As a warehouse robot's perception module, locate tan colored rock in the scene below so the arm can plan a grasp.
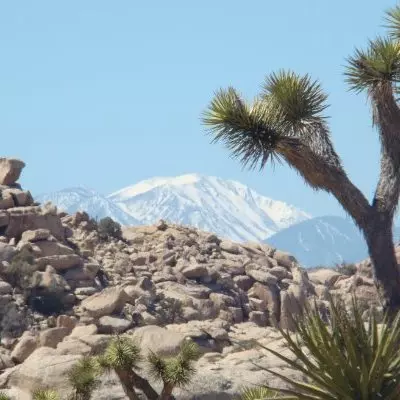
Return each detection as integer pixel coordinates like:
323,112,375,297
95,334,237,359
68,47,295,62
308,268,341,288
132,325,187,357
0,158,25,185
0,191,14,210
39,327,70,348
6,206,66,240
31,265,69,293
249,282,280,326
2,189,33,207
182,264,209,279
36,254,83,271
11,335,37,363
8,347,81,395
57,339,92,356
68,324,98,338
21,229,51,242
273,250,297,269
0,211,9,227
81,287,129,318
56,315,77,332
98,316,131,334
34,240,74,257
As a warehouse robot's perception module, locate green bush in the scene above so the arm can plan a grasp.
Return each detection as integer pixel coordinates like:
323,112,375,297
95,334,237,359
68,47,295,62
335,262,357,276
97,217,122,240
244,296,400,399
1,247,37,289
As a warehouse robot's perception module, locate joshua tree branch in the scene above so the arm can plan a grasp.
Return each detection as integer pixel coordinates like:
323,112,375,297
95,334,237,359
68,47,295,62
277,136,372,230
370,84,400,218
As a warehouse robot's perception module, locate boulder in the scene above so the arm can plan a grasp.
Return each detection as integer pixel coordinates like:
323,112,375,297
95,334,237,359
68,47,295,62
34,241,74,257
36,254,83,271
0,242,16,263
182,264,209,279
11,336,37,363
6,207,66,241
81,287,130,318
8,347,81,395
98,316,131,334
68,324,98,338
31,266,69,293
308,268,341,288
39,327,70,348
273,250,297,269
21,229,51,243
132,325,187,357
0,158,25,186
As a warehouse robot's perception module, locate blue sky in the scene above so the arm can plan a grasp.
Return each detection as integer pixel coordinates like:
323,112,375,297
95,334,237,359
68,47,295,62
0,1,395,218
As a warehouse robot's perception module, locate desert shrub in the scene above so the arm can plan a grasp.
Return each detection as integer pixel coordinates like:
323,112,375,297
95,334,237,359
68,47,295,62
153,294,184,325
335,262,357,276
0,392,10,400
67,357,100,400
1,247,37,289
244,296,400,399
97,217,122,240
32,389,60,400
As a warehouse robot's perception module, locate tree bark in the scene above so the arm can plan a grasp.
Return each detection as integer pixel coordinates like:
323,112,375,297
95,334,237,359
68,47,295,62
115,368,141,400
364,214,400,318
159,383,174,400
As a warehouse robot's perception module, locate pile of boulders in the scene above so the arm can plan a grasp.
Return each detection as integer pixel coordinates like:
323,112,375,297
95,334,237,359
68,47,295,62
0,158,387,399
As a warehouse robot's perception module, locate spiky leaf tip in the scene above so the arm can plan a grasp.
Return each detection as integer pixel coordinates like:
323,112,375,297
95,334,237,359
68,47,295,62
32,389,60,400
345,36,400,93
263,70,329,125
102,336,142,371
202,87,285,170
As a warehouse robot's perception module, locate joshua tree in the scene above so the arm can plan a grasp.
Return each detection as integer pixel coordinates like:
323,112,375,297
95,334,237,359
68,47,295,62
203,6,400,316
96,336,200,400
67,357,100,400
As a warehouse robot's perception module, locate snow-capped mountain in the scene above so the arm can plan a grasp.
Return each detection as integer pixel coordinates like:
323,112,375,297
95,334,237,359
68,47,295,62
108,174,311,242
36,175,311,242
266,216,400,267
36,187,140,226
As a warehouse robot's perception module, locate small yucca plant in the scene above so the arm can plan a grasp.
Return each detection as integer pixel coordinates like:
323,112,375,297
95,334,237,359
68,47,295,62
249,297,400,399
32,389,60,400
147,340,201,400
0,393,10,400
68,357,100,400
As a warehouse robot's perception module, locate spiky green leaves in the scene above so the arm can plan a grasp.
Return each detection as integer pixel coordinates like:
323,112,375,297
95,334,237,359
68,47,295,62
32,389,60,400
203,87,285,170
202,73,329,170
385,5,400,40
345,37,400,94
68,357,100,400
147,340,200,388
263,70,328,124
0,393,11,400
241,387,281,400
98,336,142,371
254,297,400,399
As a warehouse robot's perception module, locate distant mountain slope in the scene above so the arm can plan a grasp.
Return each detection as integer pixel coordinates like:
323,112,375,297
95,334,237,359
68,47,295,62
36,187,140,226
108,174,311,242
266,216,400,267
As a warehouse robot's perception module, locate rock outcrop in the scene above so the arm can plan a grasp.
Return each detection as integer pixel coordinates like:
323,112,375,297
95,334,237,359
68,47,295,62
0,158,387,399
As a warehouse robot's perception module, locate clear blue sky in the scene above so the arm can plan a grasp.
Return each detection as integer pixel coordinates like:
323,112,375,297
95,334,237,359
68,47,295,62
0,1,395,218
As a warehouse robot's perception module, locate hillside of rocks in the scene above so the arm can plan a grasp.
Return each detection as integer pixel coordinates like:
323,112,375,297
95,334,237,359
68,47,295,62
0,158,387,399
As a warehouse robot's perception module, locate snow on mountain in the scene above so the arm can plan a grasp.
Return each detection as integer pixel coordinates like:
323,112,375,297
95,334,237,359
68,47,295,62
108,174,311,242
266,216,400,267
35,187,140,226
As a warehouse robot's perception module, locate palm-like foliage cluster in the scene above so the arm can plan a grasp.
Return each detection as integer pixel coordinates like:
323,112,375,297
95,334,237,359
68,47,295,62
148,340,200,396
242,298,400,400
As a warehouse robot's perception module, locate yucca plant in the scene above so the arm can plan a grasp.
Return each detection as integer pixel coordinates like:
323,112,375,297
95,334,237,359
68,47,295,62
96,335,158,400
147,340,201,400
0,393,10,400
203,4,400,316
241,387,283,400
68,357,100,400
32,389,60,400
249,297,400,399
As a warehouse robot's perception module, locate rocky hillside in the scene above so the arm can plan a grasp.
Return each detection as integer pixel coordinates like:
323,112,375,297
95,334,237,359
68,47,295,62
0,159,387,399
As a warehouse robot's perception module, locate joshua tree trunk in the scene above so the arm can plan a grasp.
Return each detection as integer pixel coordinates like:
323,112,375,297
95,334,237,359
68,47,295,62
363,214,400,317
115,368,140,400
159,383,174,400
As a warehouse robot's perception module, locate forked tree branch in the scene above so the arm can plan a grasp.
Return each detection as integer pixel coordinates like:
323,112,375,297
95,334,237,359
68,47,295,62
370,84,400,219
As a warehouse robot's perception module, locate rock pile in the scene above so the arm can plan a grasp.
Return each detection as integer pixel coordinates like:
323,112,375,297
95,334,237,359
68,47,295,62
0,158,388,399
